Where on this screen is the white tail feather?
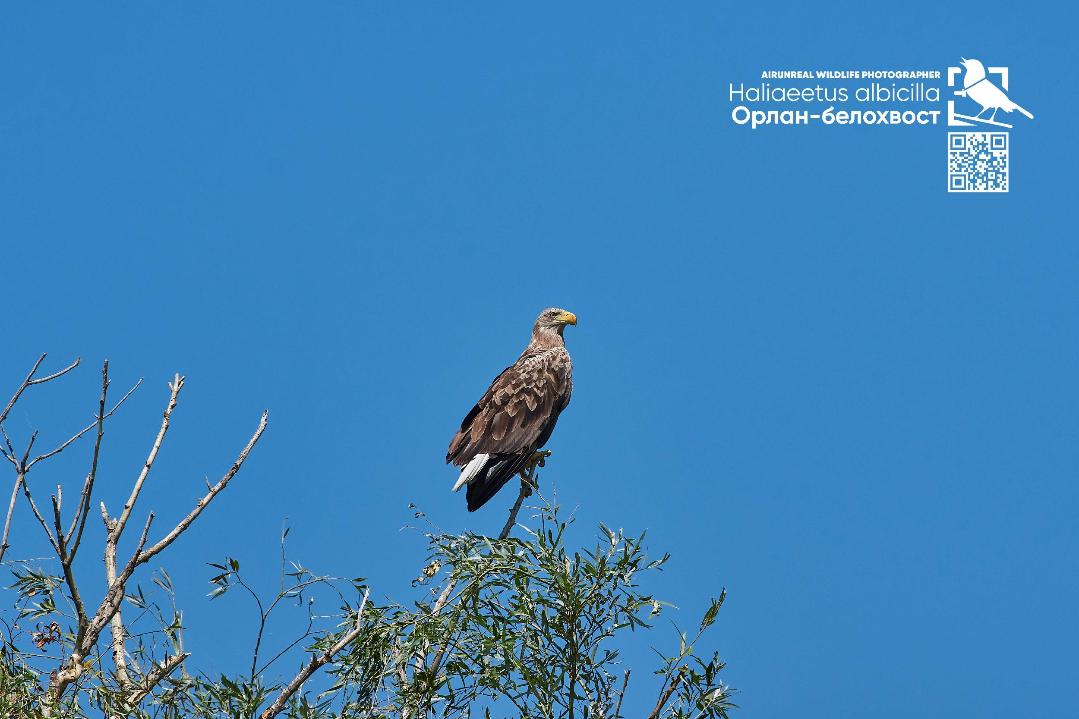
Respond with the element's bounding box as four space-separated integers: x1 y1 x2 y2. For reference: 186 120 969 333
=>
452 453 490 492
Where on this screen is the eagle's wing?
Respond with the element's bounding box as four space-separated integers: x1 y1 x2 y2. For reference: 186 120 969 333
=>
447 349 571 465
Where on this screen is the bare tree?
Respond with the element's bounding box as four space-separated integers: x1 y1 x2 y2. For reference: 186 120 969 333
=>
0 356 266 716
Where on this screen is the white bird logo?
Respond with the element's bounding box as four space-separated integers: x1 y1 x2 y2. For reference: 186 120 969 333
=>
956 58 1034 123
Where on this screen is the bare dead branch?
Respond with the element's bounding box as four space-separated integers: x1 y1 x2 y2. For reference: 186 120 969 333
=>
0 472 25 563
26 356 82 387
614 669 630 719
65 362 110 547
77 511 154 662
56 407 265 699
66 362 129 559
50 490 88 637
137 410 268 566
0 354 47 426
0 358 135 565
51 485 63 531
19 470 59 556
0 356 60 561
0 423 15 464
122 513 154 588
20 432 37 468
0 354 80 426
31 368 267 712
27 377 140 471
112 375 183 543
259 588 370 719
99 508 154 689
102 506 131 688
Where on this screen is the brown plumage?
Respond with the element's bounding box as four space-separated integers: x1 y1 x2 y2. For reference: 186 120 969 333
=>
447 308 576 511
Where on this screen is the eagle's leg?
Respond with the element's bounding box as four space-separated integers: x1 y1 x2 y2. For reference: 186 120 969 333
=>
518 450 552 496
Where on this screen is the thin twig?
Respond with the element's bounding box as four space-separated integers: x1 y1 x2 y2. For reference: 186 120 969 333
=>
0 354 80 426
0 472 25 563
50 490 88 633
124 652 188 707
0 357 131 566
66 362 109 548
259 588 370 719
26 377 139 470
27 357 82 387
255 604 316 677
20 470 60 555
138 410 268 566
614 669 630 719
67 364 137 559
498 462 540 540
0 354 46 427
112 375 183 543
235 573 267 679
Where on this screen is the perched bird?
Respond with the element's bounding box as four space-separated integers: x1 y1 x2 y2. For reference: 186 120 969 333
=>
957 58 1034 122
447 308 576 511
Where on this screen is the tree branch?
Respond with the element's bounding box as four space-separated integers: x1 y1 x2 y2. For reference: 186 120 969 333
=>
498 454 545 541
0 471 25 563
28 379 140 475
0 357 133 565
102 507 132 688
51 489 88 634
614 669 631 719
0 354 80 427
26 356 82 387
124 652 188 707
47 396 268 704
259 588 370 719
76 512 153 665
647 670 684 719
20 469 60 556
137 410 268 566
66 362 139 560
112 375 182 544
425 582 461 682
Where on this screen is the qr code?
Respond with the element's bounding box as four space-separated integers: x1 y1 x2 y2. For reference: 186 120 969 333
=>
948 132 1008 192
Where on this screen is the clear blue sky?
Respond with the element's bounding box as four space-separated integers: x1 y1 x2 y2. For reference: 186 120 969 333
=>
2 3 1075 717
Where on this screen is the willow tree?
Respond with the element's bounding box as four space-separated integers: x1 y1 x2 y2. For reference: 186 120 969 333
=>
0 355 734 719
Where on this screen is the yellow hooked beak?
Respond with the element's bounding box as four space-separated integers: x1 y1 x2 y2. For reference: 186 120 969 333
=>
557 310 578 326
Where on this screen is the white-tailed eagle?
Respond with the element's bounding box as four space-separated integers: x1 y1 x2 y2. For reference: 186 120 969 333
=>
447 308 576 511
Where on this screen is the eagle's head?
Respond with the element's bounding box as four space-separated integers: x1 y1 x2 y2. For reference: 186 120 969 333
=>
535 307 578 336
